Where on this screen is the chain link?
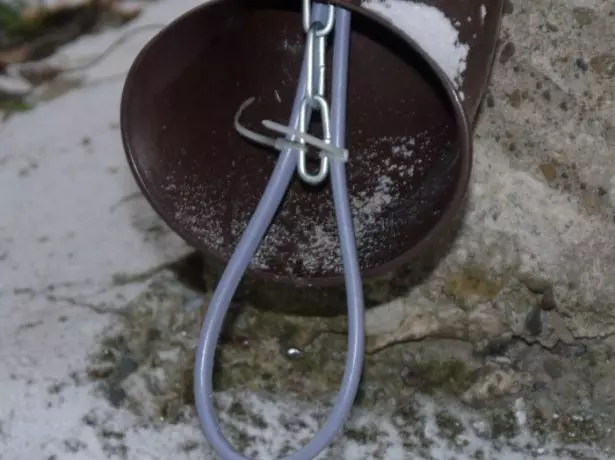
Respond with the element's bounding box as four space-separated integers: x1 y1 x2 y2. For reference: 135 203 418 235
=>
302 1 335 37
295 0 335 185
232 2 346 186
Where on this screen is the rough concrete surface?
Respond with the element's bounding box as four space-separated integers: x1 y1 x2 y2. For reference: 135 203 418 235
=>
1 0 615 459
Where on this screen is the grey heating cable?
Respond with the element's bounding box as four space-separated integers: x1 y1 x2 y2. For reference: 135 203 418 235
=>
193 6 364 460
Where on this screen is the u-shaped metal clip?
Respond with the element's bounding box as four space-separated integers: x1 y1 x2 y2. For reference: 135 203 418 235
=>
295 95 331 185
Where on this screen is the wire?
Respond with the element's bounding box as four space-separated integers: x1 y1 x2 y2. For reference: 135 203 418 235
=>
193 6 363 460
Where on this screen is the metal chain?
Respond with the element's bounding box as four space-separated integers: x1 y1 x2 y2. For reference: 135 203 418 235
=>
232 2 348 185
296 0 336 185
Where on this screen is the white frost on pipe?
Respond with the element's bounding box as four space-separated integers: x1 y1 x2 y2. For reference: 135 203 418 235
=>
362 0 470 99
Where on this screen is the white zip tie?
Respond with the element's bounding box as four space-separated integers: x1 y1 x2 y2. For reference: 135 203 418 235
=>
234 96 348 162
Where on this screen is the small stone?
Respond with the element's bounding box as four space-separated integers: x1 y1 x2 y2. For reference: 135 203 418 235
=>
544 311 575 344
518 274 550 294
81 410 99 426
589 54 615 78
573 7 594 26
553 342 587 358
539 287 557 311
503 0 513 15
475 337 514 358
575 58 589 72
525 305 542 337
400 366 418 386
485 93 495 108
583 191 600 210
179 440 200 452
499 42 516 65
63 439 87 453
542 357 563 379
461 367 524 403
539 163 558 182
106 386 127 407
112 355 140 382
507 89 522 108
